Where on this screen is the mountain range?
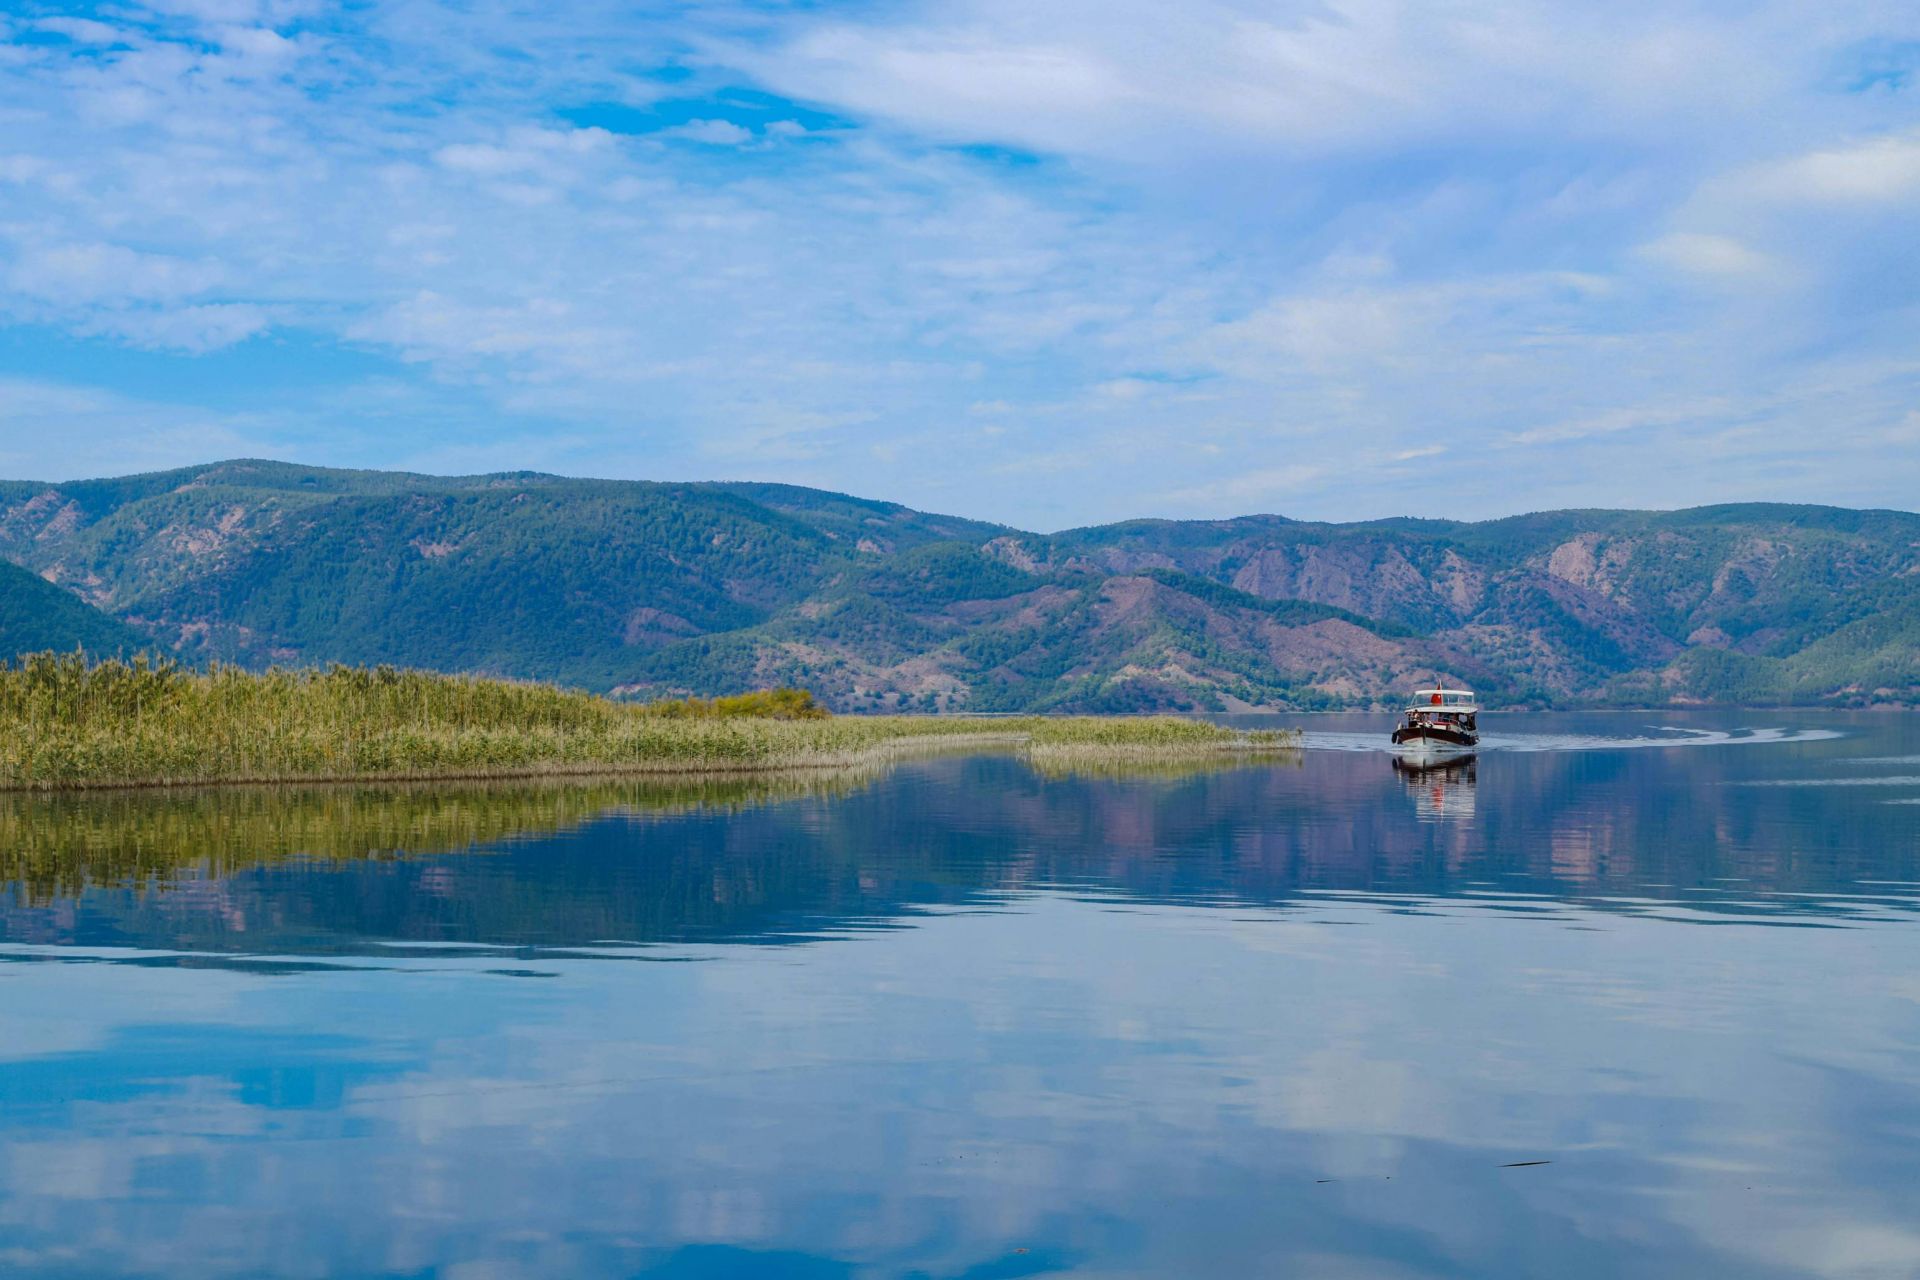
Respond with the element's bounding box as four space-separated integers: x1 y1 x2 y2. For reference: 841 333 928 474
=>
1 459 1915 710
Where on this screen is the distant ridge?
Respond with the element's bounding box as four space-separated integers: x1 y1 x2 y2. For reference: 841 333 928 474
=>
1 459 1914 710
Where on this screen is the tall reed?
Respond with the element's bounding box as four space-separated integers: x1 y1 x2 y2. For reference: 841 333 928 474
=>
0 653 1297 790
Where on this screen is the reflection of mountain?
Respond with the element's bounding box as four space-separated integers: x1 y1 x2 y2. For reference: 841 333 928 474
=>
1393 754 1478 822
3 715 1916 954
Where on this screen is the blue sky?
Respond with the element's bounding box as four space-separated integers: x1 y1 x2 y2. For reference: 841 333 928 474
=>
0 0 1917 528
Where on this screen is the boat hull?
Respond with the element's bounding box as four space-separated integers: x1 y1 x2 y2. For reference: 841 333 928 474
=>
1390 726 1478 760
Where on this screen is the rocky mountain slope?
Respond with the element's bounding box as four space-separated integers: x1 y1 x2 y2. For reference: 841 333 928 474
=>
1 460 1914 709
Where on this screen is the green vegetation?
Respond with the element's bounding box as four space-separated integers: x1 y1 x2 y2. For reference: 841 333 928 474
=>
1140 567 1418 637
639 687 828 719
0 654 1297 790
3 460 1915 709
1624 597 1920 706
1025 723 1298 776
0 561 146 660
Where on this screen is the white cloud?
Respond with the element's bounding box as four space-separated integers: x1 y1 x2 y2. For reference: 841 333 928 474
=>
33 18 131 46
0 0 1914 523
140 0 322 23
0 377 264 478
433 127 612 178
1747 131 1920 203
6 242 225 305
1162 464 1330 509
0 155 51 182
1508 396 1738 447
210 25 300 62
1638 232 1779 279
739 0 1827 162
654 119 755 146
1188 271 1611 377
88 302 274 352
1200 290 1412 373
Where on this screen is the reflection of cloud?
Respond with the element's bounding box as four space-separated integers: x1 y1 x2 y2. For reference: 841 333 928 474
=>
4 839 1920 1277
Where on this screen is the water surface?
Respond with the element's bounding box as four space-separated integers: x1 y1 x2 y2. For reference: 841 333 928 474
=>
3 710 1918 1278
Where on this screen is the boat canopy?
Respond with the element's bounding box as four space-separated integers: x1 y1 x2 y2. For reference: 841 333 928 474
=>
1405 687 1478 712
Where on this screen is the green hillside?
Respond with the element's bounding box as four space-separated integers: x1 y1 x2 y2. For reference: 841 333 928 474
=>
1 460 1915 709
0 561 147 661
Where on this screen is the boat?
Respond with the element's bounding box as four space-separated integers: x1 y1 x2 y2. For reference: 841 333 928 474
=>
1391 686 1479 761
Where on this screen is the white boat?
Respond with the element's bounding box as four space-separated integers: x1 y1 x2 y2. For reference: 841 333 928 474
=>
1391 686 1479 760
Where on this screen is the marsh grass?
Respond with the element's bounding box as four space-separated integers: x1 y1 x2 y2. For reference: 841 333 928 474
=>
0 654 1298 790
1022 720 1300 778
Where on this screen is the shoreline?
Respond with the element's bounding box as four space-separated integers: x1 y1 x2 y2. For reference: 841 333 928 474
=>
0 731 1029 794
0 725 1301 794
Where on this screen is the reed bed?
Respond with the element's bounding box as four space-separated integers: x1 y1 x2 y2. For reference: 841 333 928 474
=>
0 654 1298 790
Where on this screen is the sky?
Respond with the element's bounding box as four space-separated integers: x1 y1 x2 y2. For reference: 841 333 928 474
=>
0 1 1917 529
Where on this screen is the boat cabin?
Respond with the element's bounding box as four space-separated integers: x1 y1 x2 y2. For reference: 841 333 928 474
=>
1402 687 1478 733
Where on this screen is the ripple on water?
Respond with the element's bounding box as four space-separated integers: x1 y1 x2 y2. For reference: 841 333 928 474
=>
1300 726 1846 754
1731 776 1920 787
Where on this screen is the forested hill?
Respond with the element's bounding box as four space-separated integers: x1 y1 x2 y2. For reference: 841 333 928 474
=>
1 459 1914 710
0 559 146 660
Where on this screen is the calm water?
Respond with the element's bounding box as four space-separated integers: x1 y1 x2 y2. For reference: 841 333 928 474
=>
3 711 1918 1278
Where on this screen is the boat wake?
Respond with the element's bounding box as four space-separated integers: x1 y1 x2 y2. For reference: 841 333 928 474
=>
1299 726 1845 754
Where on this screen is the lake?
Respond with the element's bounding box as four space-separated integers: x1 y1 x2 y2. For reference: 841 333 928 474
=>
2 710 1917 1278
